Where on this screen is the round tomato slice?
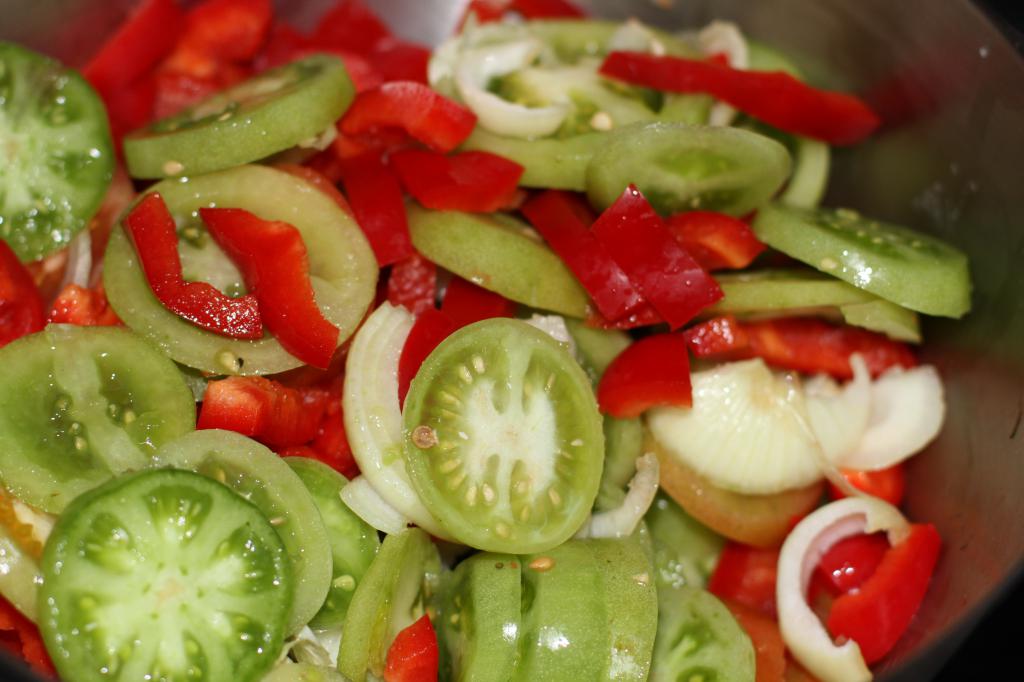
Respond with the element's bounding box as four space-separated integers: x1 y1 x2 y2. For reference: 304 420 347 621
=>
39 469 292 682
103 164 377 375
402 318 604 553
0 325 195 513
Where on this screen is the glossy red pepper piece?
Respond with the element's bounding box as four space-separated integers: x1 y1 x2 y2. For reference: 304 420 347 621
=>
585 302 664 330
591 185 722 330
521 190 646 321
390 149 524 214
384 614 439 682
163 0 273 73
828 465 907 507
596 333 692 418
398 308 458 407
814 532 890 597
0 240 45 349
512 0 586 17
47 284 121 327
337 153 413 266
198 376 329 447
340 82 477 153
311 0 392 54
665 211 767 271
151 70 231 119
200 207 340 368
709 543 780 619
388 252 438 316
370 39 432 84
601 51 881 145
682 314 748 356
827 524 942 663
441 277 517 329
0 596 56 677
124 194 263 339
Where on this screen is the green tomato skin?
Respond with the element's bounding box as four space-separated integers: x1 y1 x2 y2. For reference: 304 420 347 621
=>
646 493 725 591
564 318 632 384
461 127 604 191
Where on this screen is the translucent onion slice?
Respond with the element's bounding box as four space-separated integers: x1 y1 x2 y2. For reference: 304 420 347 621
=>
59 229 93 291
777 497 910 682
608 18 667 55
805 355 872 464
575 452 659 539
841 365 945 471
646 359 823 495
525 313 578 359
697 21 748 127
340 475 409 536
343 303 451 539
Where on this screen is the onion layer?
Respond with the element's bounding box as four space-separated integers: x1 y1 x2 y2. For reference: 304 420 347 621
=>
575 452 659 539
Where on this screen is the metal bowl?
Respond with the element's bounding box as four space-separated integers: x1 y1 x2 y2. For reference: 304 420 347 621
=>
2 0 1023 679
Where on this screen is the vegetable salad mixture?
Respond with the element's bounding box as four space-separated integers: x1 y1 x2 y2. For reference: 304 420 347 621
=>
0 1 971 681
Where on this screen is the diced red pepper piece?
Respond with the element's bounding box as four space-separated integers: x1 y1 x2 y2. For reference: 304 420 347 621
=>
255 22 311 69
0 596 56 677
390 149 523 214
600 52 881 146
829 465 907 507
124 194 263 339
272 163 353 216
398 308 458 406
388 253 438 316
827 524 941 663
0 240 45 349
665 211 767 271
370 39 432 84
384 614 439 682
708 542 780 618
722 600 787 682
200 207 340 368
441 277 517 329
166 0 273 69
152 70 234 119
311 380 360 478
521 190 645 321
198 376 329 447
458 1 508 27
590 185 722 330
512 0 586 18
596 333 691 418
813 532 890 597
340 82 477 153
682 315 749 356
103 73 157 141
337 153 413 266
48 284 121 327
311 0 392 55
585 302 664 330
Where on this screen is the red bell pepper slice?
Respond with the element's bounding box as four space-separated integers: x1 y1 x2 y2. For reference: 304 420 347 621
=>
200 207 340 368
828 465 907 507
596 332 691 418
388 252 438 316
48 284 121 327
152 69 239 119
521 190 646 321
0 596 56 677
311 0 392 55
665 211 766 271
337 153 413 266
600 52 881 146
591 185 722 330
277 376 360 478
272 163 353 216
166 0 273 69
827 524 941 663
124 194 263 339
512 0 586 18
370 39 432 84
398 308 458 407
441 277 517 329
340 82 477 153
585 302 664 330
722 600 787 682
682 314 748 357
198 376 328 447
390 149 524 214
813 532 890 597
384 614 439 682
0 240 45 349
708 542 780 618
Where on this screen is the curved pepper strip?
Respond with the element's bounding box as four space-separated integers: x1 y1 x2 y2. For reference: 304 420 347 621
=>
0 240 45 349
596 332 692 418
198 376 329 448
390 149 524 214
665 211 767 271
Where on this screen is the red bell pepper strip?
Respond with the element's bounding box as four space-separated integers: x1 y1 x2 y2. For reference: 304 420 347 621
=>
200 207 340 368
311 0 392 55
124 194 263 339
310 379 360 478
337 153 413 266
708 542 780 618
0 240 45 349
512 0 586 18
388 252 438 316
722 600 787 682
48 284 121 327
398 308 458 407
441 277 517 329
198 376 329 447
600 51 881 146
340 82 477 153
370 39 432 84
682 314 748 357
665 211 766 271
0 596 56 677
384 614 439 682
827 524 941 663
829 465 907 507
272 163 353 216
585 302 664 331
103 74 157 141
813 532 889 597
591 185 722 330
164 0 273 71
521 190 646 321
596 333 692 418
390 149 524 214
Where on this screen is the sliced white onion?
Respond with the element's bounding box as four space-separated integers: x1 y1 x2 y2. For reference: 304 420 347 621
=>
525 313 577 359
286 626 338 668
455 40 569 138
10 498 55 548
340 475 409 536
841 365 945 471
575 452 659 539
777 497 910 682
59 229 93 291
607 18 666 56
698 20 748 127
343 303 452 539
805 355 872 464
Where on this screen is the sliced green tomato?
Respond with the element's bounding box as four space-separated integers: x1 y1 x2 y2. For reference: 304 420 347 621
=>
585 122 791 217
650 586 755 682
408 205 590 318
752 203 971 318
0 523 41 621
460 127 604 191
0 42 113 262
104 164 377 375
779 135 830 209
596 416 644 511
658 94 713 125
439 553 522 682
0 325 195 513
39 469 291 682
840 299 922 343
153 430 331 635
338 528 441 682
123 55 353 179
263 662 346 682
402 319 604 553
285 457 380 629
564 317 632 384
526 20 700 63
645 493 724 591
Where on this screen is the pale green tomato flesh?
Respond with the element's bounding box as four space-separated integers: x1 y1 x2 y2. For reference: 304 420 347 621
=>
646 493 725 591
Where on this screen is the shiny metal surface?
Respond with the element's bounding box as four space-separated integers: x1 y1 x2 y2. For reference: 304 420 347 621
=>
2 0 1023 680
